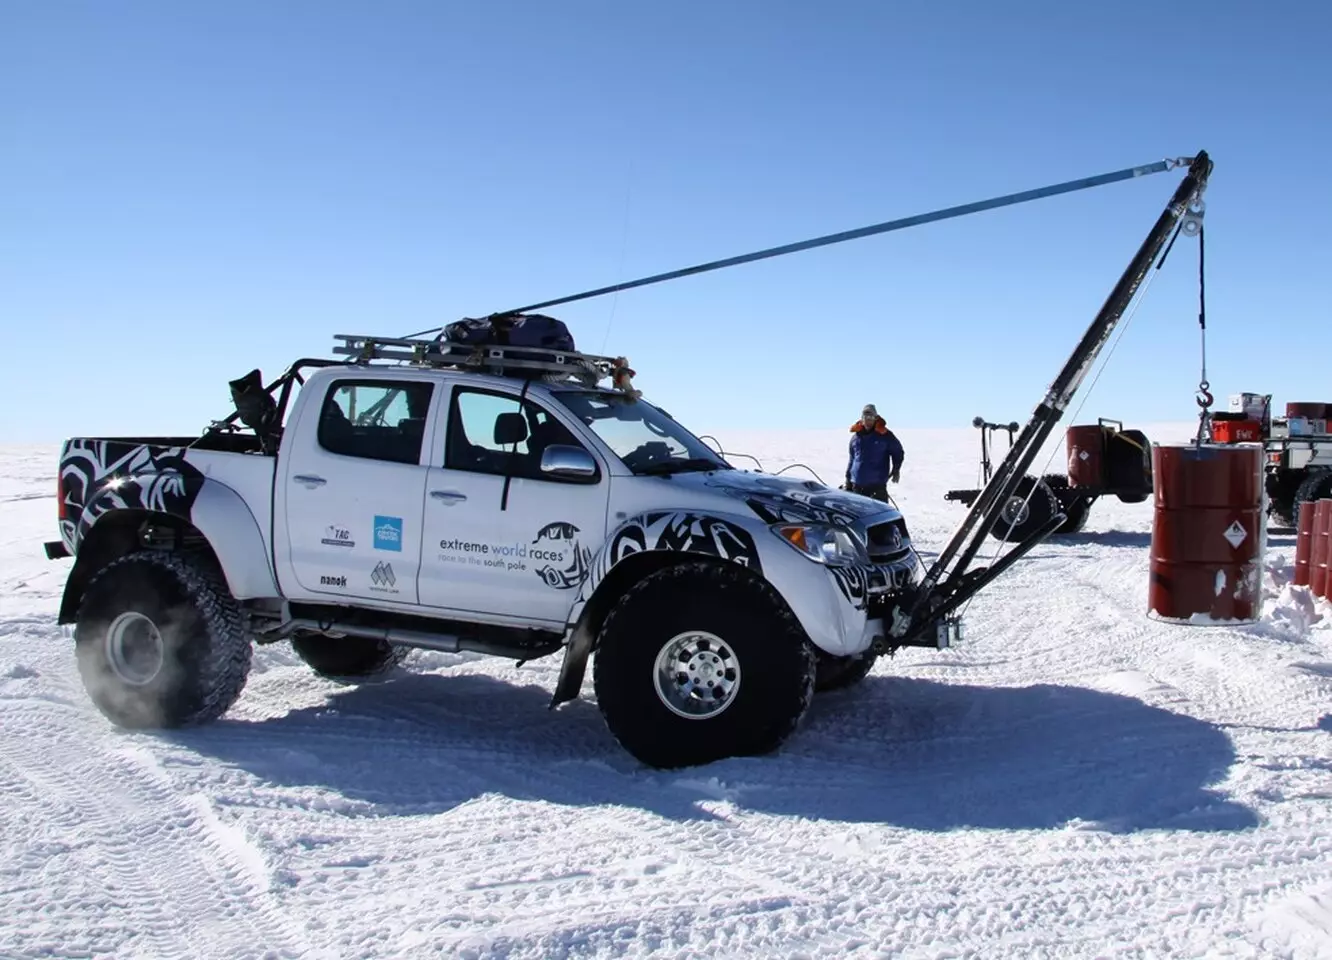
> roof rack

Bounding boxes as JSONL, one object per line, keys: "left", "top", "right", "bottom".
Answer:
{"left": 330, "top": 333, "right": 641, "bottom": 395}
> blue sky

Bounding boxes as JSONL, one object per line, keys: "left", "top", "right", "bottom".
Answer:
{"left": 3, "top": 1, "right": 1328, "bottom": 444}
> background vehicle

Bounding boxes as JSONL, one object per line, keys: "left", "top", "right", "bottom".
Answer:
{"left": 945, "top": 416, "right": 1152, "bottom": 541}
{"left": 1203, "top": 392, "right": 1332, "bottom": 528}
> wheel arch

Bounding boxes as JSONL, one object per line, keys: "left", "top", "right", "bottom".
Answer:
{"left": 550, "top": 549, "right": 796, "bottom": 708}
{"left": 59, "top": 478, "right": 277, "bottom": 623}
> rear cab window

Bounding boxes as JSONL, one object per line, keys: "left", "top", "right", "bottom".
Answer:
{"left": 316, "top": 378, "right": 436, "bottom": 465}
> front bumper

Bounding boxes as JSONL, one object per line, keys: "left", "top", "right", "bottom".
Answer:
{"left": 804, "top": 554, "right": 922, "bottom": 658}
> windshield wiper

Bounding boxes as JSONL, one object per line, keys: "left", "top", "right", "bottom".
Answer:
{"left": 637, "top": 457, "right": 729, "bottom": 476}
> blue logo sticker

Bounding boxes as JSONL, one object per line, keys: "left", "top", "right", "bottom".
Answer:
{"left": 373, "top": 515, "right": 403, "bottom": 552}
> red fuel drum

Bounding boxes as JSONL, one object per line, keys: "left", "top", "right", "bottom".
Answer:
{"left": 1294, "top": 499, "right": 1318, "bottom": 587}
{"left": 1148, "top": 443, "right": 1265, "bottom": 624}
{"left": 1066, "top": 425, "right": 1105, "bottom": 487}
{"left": 1312, "top": 499, "right": 1332, "bottom": 600}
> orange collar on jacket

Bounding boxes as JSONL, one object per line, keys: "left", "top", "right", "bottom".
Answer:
{"left": 851, "top": 417, "right": 888, "bottom": 434}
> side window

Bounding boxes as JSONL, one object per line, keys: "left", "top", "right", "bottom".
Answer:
{"left": 316, "top": 379, "right": 435, "bottom": 465}
{"left": 445, "top": 387, "right": 595, "bottom": 481}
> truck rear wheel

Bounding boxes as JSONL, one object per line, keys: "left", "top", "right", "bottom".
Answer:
{"left": 291, "top": 633, "right": 408, "bottom": 682}
{"left": 592, "top": 561, "right": 816, "bottom": 769}
{"left": 73, "top": 551, "right": 253, "bottom": 729}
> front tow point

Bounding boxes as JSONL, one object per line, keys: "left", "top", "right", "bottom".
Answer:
{"left": 935, "top": 617, "right": 964, "bottom": 649}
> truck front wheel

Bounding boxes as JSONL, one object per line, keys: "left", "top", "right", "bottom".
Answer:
{"left": 73, "top": 551, "right": 253, "bottom": 729}
{"left": 592, "top": 561, "right": 816, "bottom": 769}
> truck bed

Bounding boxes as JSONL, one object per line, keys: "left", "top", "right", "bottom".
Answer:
{"left": 56, "top": 432, "right": 277, "bottom": 558}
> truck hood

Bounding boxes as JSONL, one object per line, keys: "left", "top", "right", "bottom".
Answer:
{"left": 668, "top": 468, "right": 903, "bottom": 527}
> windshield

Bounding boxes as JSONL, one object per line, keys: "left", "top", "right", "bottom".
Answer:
{"left": 550, "top": 390, "right": 732, "bottom": 476}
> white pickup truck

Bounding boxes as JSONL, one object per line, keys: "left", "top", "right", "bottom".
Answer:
{"left": 45, "top": 331, "right": 939, "bottom": 769}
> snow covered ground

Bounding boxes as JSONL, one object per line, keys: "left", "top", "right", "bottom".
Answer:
{"left": 2, "top": 423, "right": 1331, "bottom": 959}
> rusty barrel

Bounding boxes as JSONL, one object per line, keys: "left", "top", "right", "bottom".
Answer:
{"left": 1066, "top": 424, "right": 1105, "bottom": 488}
{"left": 1312, "top": 499, "right": 1332, "bottom": 600}
{"left": 1294, "top": 499, "right": 1318, "bottom": 587}
{"left": 1148, "top": 442, "right": 1265, "bottom": 624}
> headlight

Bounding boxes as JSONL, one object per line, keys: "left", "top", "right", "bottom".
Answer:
{"left": 771, "top": 523, "right": 868, "bottom": 565}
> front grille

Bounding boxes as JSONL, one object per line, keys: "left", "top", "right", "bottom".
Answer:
{"left": 866, "top": 518, "right": 910, "bottom": 561}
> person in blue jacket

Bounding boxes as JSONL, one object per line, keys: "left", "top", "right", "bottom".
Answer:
{"left": 844, "top": 403, "right": 904, "bottom": 501}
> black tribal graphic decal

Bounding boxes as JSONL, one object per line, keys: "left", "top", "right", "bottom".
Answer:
{"left": 59, "top": 440, "right": 206, "bottom": 552}
{"left": 697, "top": 474, "right": 886, "bottom": 527}
{"left": 827, "top": 560, "right": 917, "bottom": 610}
{"left": 531, "top": 521, "right": 592, "bottom": 590}
{"left": 576, "top": 511, "right": 764, "bottom": 605}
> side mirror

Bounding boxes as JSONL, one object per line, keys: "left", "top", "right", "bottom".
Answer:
{"left": 540, "top": 444, "right": 598, "bottom": 479}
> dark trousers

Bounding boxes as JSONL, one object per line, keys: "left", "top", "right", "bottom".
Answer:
{"left": 848, "top": 482, "right": 888, "bottom": 502}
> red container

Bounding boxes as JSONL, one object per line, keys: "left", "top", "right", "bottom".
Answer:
{"left": 1312, "top": 499, "right": 1332, "bottom": 600}
{"left": 1066, "top": 424, "right": 1106, "bottom": 488}
{"left": 1211, "top": 419, "right": 1263, "bottom": 444}
{"left": 1148, "top": 443, "right": 1264, "bottom": 624}
{"left": 1286, "top": 402, "right": 1330, "bottom": 419}
{"left": 1294, "top": 499, "right": 1318, "bottom": 587}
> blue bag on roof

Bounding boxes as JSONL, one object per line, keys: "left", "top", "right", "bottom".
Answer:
{"left": 441, "top": 312, "right": 577, "bottom": 352}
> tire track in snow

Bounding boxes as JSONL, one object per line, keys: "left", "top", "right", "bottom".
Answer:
{"left": 163, "top": 680, "right": 818, "bottom": 955}
{"left": 0, "top": 700, "right": 314, "bottom": 960}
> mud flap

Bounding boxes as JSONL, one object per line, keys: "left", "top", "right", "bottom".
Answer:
{"left": 550, "top": 620, "right": 595, "bottom": 708}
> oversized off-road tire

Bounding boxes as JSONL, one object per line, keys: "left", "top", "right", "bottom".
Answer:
{"left": 814, "top": 649, "right": 877, "bottom": 692}
{"left": 291, "top": 633, "right": 409, "bottom": 682}
{"left": 592, "top": 561, "right": 817, "bottom": 769}
{"left": 73, "top": 550, "right": 253, "bottom": 729}
{"left": 989, "top": 475, "right": 1061, "bottom": 542}
{"left": 1266, "top": 468, "right": 1304, "bottom": 528}
{"left": 1294, "top": 471, "right": 1332, "bottom": 529}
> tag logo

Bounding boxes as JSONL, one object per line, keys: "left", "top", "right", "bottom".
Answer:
{"left": 373, "top": 515, "right": 403, "bottom": 551}
{"left": 321, "top": 525, "right": 355, "bottom": 548}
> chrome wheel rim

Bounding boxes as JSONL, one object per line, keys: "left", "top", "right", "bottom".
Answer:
{"left": 652, "top": 630, "right": 740, "bottom": 720}
{"left": 105, "top": 612, "right": 165, "bottom": 686}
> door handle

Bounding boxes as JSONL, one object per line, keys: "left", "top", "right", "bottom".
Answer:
{"left": 293, "top": 474, "right": 327, "bottom": 487}
{"left": 430, "top": 490, "right": 467, "bottom": 503}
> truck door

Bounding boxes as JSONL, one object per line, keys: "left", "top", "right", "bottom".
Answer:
{"left": 417, "top": 384, "right": 611, "bottom": 627}
{"left": 276, "top": 375, "right": 437, "bottom": 605}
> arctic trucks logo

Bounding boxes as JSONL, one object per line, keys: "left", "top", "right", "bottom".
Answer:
{"left": 370, "top": 561, "right": 398, "bottom": 595}
{"left": 435, "top": 521, "right": 591, "bottom": 589}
